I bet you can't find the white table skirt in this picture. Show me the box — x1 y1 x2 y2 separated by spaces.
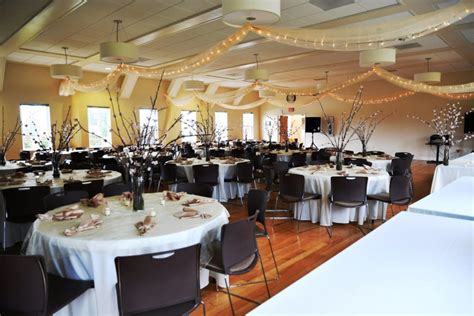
289 166 390 226
173 158 251 202
25 192 230 316
409 176 474 221
1 170 122 248
249 212 474 315
0 161 26 176
431 152 474 192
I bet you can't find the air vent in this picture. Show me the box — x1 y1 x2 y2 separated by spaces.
309 0 355 11
393 43 422 50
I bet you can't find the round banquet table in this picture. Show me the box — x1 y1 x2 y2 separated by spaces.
262 150 312 163
0 170 122 248
170 157 252 202
0 161 27 176
288 165 390 226
329 155 393 171
24 192 230 316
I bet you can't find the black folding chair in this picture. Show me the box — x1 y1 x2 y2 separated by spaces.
44 190 88 211
64 180 104 198
176 183 213 198
368 175 413 219
103 182 132 197
193 164 219 200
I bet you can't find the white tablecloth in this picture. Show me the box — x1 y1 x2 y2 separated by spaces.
1 170 122 248
330 155 392 171
25 192 230 316
262 150 312 163
431 152 474 192
289 166 390 226
172 158 251 202
0 161 26 176
409 176 474 221
249 212 474 315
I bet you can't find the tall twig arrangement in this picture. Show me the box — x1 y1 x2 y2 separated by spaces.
407 103 474 146
318 87 365 151
264 115 279 143
0 107 21 156
25 106 81 162
182 103 227 145
353 110 393 155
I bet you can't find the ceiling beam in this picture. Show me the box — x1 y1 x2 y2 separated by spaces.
119 74 139 99
0 58 6 91
167 78 184 98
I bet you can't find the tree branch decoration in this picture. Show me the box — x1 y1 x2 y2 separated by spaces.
0 107 21 157
318 87 365 151
25 106 81 162
407 103 474 146
353 110 393 156
264 115 279 143
181 103 228 146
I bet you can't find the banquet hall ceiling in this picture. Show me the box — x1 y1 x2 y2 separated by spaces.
1 0 473 89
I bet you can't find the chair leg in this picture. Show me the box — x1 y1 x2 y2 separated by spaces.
266 235 280 279
259 254 271 299
237 183 243 206
296 201 304 233
3 221 6 252
326 203 333 238
254 179 257 189
201 301 206 316
390 204 395 217
224 278 235 316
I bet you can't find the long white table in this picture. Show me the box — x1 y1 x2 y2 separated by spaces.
249 212 474 315
409 176 474 221
431 152 474 192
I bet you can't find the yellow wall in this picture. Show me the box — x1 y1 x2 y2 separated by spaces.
260 70 474 160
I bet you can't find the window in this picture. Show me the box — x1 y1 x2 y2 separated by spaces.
242 112 254 140
139 109 159 144
181 110 197 143
20 104 51 150
88 107 111 148
264 115 278 141
215 111 228 141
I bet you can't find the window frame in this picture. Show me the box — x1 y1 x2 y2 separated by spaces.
214 111 228 141
87 106 112 148
20 104 52 151
180 110 197 143
242 112 254 140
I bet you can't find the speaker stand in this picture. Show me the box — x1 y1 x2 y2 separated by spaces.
309 132 317 149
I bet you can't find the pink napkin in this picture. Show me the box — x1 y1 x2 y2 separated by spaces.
81 193 106 208
37 205 84 221
182 198 214 207
135 215 155 235
64 214 102 236
165 191 185 201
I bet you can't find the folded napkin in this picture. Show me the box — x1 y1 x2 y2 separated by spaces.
176 207 212 219
119 191 132 206
165 191 185 201
337 171 349 176
64 214 102 236
37 205 85 221
135 215 156 235
182 198 214 207
81 193 106 208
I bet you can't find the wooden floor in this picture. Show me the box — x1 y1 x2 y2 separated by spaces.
196 160 436 316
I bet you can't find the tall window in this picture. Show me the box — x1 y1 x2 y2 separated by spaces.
181 110 197 143
20 104 51 150
88 107 111 148
139 109 159 144
242 112 254 140
215 111 228 141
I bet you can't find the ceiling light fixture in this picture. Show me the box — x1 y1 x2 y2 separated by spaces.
359 48 396 67
100 20 138 64
245 53 269 82
414 57 441 83
222 0 280 27
50 47 82 79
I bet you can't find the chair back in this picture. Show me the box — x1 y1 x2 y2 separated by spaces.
3 186 50 222
262 166 275 191
367 150 385 156
210 149 225 158
330 176 368 206
265 153 277 164
104 164 128 183
35 151 51 161
273 161 289 178
389 175 412 204
176 183 213 198
391 158 411 176
103 182 132 197
395 152 414 162
279 173 304 200
247 189 268 228
344 158 372 167
236 162 254 182
99 157 118 166
253 155 265 171
70 151 89 163
64 180 104 198
115 244 201 316
290 152 306 167
231 148 244 158
343 150 354 156
193 164 219 185
160 163 178 182
221 213 259 275
19 151 31 161
0 255 48 315
157 155 173 165
44 190 88 211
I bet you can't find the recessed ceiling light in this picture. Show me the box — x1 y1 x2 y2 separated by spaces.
105 67 111 70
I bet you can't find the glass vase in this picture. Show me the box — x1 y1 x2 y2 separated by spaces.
52 158 60 178
205 144 211 162
132 174 145 211
443 145 450 166
362 143 367 157
336 150 343 171
285 139 289 152
0 152 6 166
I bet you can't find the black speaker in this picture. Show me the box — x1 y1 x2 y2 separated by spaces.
305 117 321 133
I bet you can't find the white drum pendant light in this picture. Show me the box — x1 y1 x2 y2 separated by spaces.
414 57 441 83
100 20 138 64
183 80 205 91
245 54 269 82
222 0 280 27
50 47 82 79
359 48 396 67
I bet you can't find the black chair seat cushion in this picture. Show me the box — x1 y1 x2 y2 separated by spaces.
224 177 236 182
47 274 94 314
206 241 257 275
280 192 321 203
367 192 390 203
126 300 197 316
